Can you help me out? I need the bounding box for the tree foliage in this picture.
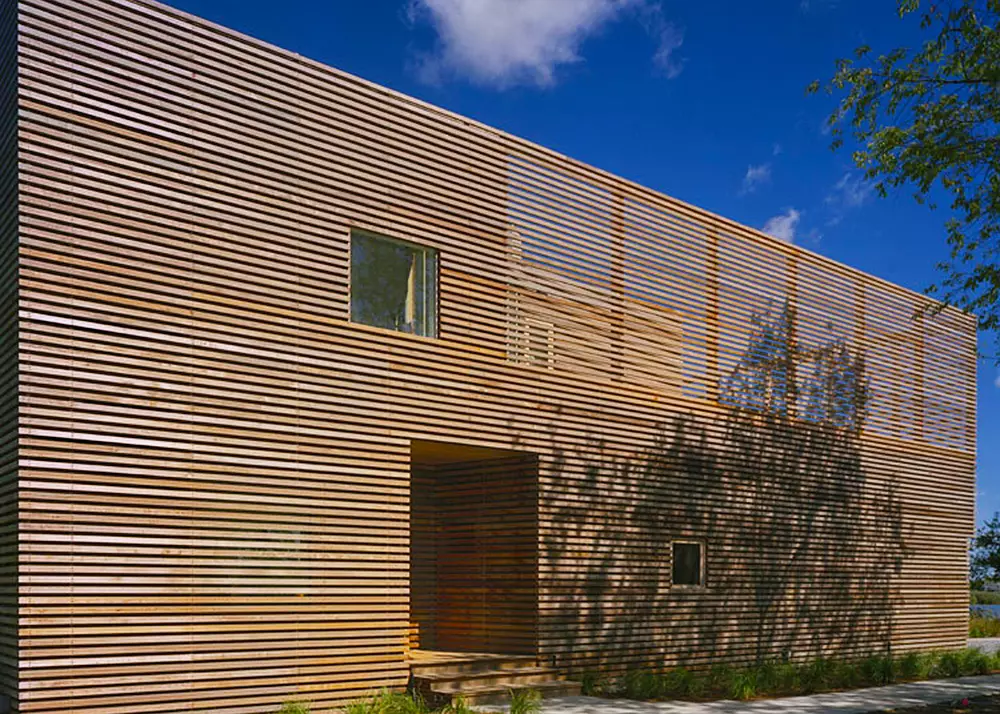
[971,512,1000,588]
[810,0,1000,352]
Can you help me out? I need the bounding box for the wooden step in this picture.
[449,680,582,708]
[410,652,537,677]
[409,650,579,708]
[423,666,562,693]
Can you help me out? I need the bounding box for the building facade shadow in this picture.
[541,303,907,673]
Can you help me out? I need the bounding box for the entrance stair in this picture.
[409,651,580,708]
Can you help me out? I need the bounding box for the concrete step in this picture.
[423,666,562,693]
[452,680,582,708]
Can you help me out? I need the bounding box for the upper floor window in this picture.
[350,230,438,337]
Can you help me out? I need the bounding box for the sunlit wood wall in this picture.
[0,0,17,710]
[5,0,978,711]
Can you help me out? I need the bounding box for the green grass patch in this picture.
[508,688,542,714]
[971,590,1000,605]
[341,689,430,714]
[278,703,310,714]
[971,613,1000,637]
[584,647,1000,703]
[727,670,758,701]
[579,671,600,697]
[331,687,540,714]
[282,647,1000,712]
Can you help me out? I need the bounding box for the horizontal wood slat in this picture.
[4,0,977,711]
[0,0,17,710]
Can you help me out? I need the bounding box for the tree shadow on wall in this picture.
[542,303,907,673]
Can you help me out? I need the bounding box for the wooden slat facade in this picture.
[1,0,978,711]
[0,0,18,710]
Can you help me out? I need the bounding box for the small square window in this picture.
[350,230,438,337]
[672,541,703,587]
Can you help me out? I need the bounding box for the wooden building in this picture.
[0,0,977,711]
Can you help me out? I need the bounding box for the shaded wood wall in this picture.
[432,456,538,656]
[410,466,438,652]
[7,0,978,711]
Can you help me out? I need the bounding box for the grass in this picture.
[331,687,537,714]
[508,687,542,714]
[663,667,700,698]
[579,671,600,696]
[581,647,1000,703]
[727,671,758,701]
[898,651,931,680]
[280,646,999,712]
[971,590,1000,605]
[341,689,430,714]
[278,703,310,714]
[971,614,1000,637]
[440,696,477,714]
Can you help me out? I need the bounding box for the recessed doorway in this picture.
[409,440,539,656]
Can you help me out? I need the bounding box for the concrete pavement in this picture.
[538,673,1000,713]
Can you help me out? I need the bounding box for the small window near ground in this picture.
[672,541,704,587]
[350,230,438,337]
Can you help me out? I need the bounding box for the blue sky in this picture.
[165,0,998,525]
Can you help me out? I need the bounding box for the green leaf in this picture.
[813,0,1000,360]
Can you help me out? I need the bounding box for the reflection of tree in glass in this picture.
[721,302,798,416]
[722,301,869,432]
[351,232,435,336]
[801,339,869,432]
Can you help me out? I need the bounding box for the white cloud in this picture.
[995,370,1000,389]
[407,0,684,87]
[800,0,838,12]
[827,172,874,209]
[762,208,801,243]
[741,163,772,195]
[772,143,783,156]
[641,5,685,78]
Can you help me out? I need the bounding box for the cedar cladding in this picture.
[0,0,18,710]
[2,0,977,711]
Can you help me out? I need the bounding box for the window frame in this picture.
[670,539,706,589]
[348,227,440,338]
